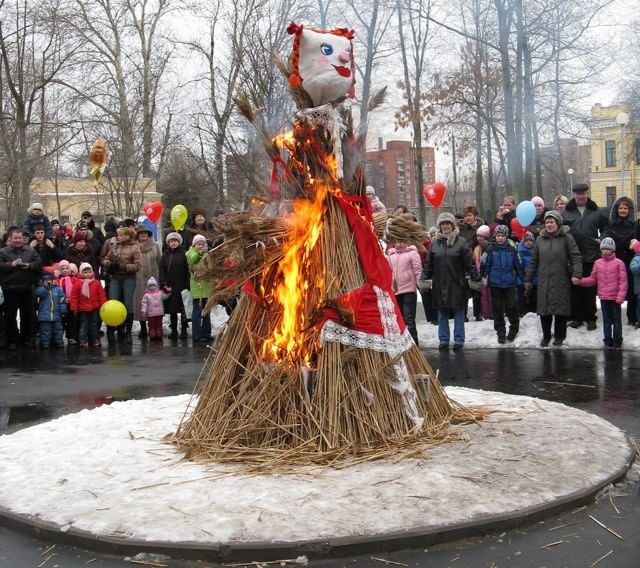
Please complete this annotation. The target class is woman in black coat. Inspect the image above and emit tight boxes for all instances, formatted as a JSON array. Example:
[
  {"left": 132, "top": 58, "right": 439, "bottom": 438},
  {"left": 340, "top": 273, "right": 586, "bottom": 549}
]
[
  {"left": 602, "top": 196, "right": 638, "bottom": 326},
  {"left": 421, "top": 212, "right": 474, "bottom": 351},
  {"left": 159, "top": 232, "right": 190, "bottom": 339}
]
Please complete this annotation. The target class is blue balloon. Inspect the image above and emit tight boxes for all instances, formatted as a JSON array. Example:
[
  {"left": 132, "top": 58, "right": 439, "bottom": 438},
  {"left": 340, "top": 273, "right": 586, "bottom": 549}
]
[{"left": 516, "top": 200, "right": 536, "bottom": 226}]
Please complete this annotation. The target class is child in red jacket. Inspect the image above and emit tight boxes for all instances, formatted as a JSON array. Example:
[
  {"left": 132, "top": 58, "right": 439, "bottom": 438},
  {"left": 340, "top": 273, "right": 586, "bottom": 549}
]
[{"left": 71, "top": 262, "right": 107, "bottom": 348}]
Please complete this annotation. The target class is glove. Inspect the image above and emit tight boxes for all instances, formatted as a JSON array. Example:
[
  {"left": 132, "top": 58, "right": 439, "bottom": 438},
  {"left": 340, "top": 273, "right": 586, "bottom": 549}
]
[{"left": 417, "top": 279, "right": 432, "bottom": 292}]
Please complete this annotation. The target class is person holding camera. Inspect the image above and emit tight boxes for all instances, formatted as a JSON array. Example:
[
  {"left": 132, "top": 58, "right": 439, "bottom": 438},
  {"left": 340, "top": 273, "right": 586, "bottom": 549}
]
[
  {"left": 0, "top": 227, "right": 43, "bottom": 349},
  {"left": 100, "top": 225, "right": 142, "bottom": 344}
]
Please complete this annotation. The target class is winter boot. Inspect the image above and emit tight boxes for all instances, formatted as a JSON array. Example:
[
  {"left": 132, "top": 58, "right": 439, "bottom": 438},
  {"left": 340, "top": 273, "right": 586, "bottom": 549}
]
[
  {"left": 506, "top": 323, "right": 519, "bottom": 342},
  {"left": 107, "top": 326, "right": 116, "bottom": 344},
  {"left": 168, "top": 314, "right": 178, "bottom": 340},
  {"left": 124, "top": 314, "right": 134, "bottom": 344},
  {"left": 138, "top": 321, "right": 148, "bottom": 339},
  {"left": 179, "top": 316, "right": 189, "bottom": 339}
]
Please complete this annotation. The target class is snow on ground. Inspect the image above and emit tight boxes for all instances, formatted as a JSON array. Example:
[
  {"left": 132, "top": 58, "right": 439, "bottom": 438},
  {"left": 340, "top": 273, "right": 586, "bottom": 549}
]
[
  {"left": 206, "top": 300, "right": 640, "bottom": 351},
  {"left": 0, "top": 388, "right": 630, "bottom": 545}
]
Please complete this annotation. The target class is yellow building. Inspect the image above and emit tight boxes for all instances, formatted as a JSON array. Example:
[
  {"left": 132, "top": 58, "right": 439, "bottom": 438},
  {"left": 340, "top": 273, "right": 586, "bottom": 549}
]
[
  {"left": 24, "top": 177, "right": 162, "bottom": 226},
  {"left": 590, "top": 103, "right": 640, "bottom": 213}
]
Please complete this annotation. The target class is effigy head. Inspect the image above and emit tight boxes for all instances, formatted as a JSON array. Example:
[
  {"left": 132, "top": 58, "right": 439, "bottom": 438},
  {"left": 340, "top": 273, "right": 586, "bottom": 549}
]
[{"left": 287, "top": 22, "right": 356, "bottom": 107}]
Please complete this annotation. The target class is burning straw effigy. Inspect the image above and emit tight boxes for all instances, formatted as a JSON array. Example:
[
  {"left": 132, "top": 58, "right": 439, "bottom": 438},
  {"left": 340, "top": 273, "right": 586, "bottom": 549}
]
[{"left": 172, "top": 23, "right": 474, "bottom": 468}]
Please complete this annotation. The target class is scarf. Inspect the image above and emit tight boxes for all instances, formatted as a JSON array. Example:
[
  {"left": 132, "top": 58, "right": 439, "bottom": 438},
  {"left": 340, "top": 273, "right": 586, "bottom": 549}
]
[
  {"left": 436, "top": 226, "right": 460, "bottom": 247},
  {"left": 81, "top": 275, "right": 95, "bottom": 298}
]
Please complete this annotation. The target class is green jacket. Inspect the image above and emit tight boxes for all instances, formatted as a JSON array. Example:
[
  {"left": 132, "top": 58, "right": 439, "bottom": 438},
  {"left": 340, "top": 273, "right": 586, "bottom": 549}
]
[{"left": 186, "top": 246, "right": 212, "bottom": 300}]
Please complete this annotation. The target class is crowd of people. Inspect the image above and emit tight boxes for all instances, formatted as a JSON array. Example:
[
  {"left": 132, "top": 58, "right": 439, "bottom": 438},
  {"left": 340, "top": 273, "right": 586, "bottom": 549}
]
[
  {"left": 386, "top": 184, "right": 640, "bottom": 351},
  {"left": 0, "top": 204, "right": 230, "bottom": 350},
  {"left": 1, "top": 183, "right": 639, "bottom": 353}
]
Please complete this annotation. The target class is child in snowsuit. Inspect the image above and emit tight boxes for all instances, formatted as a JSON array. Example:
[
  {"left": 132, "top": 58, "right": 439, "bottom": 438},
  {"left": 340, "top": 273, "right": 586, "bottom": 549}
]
[
  {"left": 56, "top": 259, "right": 78, "bottom": 345},
  {"left": 23, "top": 202, "right": 54, "bottom": 240},
  {"left": 71, "top": 262, "right": 107, "bottom": 347},
  {"left": 482, "top": 224, "right": 524, "bottom": 344},
  {"left": 577, "top": 238, "right": 627, "bottom": 349},
  {"left": 34, "top": 273, "right": 67, "bottom": 348},
  {"left": 141, "top": 276, "right": 170, "bottom": 340},
  {"left": 388, "top": 241, "right": 422, "bottom": 345}
]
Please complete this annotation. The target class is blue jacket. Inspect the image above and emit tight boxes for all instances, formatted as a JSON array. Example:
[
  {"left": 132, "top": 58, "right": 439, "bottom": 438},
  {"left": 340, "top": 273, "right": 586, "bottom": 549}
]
[
  {"left": 35, "top": 283, "right": 67, "bottom": 322},
  {"left": 23, "top": 213, "right": 53, "bottom": 240},
  {"left": 482, "top": 240, "right": 524, "bottom": 288},
  {"left": 630, "top": 253, "right": 640, "bottom": 292},
  {"left": 517, "top": 242, "right": 538, "bottom": 285}
]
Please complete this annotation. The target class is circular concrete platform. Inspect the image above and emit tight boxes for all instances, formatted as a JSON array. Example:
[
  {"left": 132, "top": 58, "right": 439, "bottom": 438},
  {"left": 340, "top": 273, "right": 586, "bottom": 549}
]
[{"left": 0, "top": 388, "right": 633, "bottom": 562}]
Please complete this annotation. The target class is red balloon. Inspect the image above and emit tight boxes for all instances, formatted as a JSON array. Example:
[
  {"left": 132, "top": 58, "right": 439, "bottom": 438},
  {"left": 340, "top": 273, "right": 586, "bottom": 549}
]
[
  {"left": 422, "top": 182, "right": 446, "bottom": 208},
  {"left": 510, "top": 218, "right": 526, "bottom": 239},
  {"left": 143, "top": 201, "right": 164, "bottom": 223}
]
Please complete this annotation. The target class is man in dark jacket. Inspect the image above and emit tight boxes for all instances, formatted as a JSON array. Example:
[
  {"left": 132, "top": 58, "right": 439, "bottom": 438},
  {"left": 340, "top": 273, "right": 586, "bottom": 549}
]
[
  {"left": 561, "top": 183, "right": 608, "bottom": 329},
  {"left": 0, "top": 227, "right": 43, "bottom": 349}
]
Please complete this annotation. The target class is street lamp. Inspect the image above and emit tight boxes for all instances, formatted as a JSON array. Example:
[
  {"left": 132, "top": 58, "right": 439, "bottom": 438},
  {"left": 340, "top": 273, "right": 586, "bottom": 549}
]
[
  {"left": 616, "top": 111, "right": 629, "bottom": 195},
  {"left": 567, "top": 168, "right": 574, "bottom": 196}
]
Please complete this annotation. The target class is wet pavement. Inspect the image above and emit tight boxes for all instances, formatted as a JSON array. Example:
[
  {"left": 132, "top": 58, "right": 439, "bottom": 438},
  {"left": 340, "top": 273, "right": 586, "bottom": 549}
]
[{"left": 0, "top": 338, "right": 639, "bottom": 567}]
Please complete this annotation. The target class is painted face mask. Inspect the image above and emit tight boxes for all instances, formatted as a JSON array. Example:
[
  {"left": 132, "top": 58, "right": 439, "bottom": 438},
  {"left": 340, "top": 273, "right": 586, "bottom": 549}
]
[{"left": 287, "top": 23, "right": 356, "bottom": 107}]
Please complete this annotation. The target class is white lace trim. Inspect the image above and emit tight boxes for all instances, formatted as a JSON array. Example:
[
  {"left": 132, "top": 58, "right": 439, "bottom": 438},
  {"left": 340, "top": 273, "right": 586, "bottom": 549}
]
[{"left": 319, "top": 285, "right": 425, "bottom": 429}]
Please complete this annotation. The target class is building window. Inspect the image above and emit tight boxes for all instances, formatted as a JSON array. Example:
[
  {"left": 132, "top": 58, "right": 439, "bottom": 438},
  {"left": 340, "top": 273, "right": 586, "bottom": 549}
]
[
  {"left": 605, "top": 141, "right": 616, "bottom": 167},
  {"left": 606, "top": 186, "right": 616, "bottom": 209}
]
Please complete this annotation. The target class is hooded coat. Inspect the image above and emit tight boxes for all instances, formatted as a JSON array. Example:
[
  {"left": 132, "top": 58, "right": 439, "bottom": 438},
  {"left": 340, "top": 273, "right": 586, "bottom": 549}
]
[
  {"left": 561, "top": 197, "right": 608, "bottom": 263},
  {"left": 421, "top": 227, "right": 473, "bottom": 309},
  {"left": 525, "top": 226, "right": 582, "bottom": 316},
  {"left": 602, "top": 197, "right": 638, "bottom": 267},
  {"left": 133, "top": 239, "right": 162, "bottom": 320},
  {"left": 159, "top": 247, "right": 189, "bottom": 314},
  {"left": 387, "top": 245, "right": 422, "bottom": 294}
]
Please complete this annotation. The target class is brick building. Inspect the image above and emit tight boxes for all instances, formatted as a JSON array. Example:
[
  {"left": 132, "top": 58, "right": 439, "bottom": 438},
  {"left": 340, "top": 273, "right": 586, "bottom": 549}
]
[{"left": 365, "top": 140, "right": 436, "bottom": 212}]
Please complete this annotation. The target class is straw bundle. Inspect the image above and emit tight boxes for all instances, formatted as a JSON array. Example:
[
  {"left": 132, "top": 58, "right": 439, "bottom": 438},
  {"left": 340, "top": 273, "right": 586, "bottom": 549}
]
[{"left": 385, "top": 214, "right": 429, "bottom": 251}]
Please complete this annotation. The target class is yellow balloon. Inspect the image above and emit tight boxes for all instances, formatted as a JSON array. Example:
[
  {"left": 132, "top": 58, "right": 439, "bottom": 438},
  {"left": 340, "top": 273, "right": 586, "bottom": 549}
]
[
  {"left": 170, "top": 204, "right": 188, "bottom": 230},
  {"left": 100, "top": 300, "right": 127, "bottom": 327}
]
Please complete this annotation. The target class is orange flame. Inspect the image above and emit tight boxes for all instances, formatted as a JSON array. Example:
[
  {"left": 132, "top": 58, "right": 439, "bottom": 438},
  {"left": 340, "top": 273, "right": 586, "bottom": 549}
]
[{"left": 262, "top": 183, "right": 327, "bottom": 362}]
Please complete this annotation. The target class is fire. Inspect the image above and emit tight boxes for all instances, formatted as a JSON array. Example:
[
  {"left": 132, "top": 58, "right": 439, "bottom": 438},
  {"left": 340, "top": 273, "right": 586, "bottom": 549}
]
[{"left": 262, "top": 183, "right": 327, "bottom": 362}]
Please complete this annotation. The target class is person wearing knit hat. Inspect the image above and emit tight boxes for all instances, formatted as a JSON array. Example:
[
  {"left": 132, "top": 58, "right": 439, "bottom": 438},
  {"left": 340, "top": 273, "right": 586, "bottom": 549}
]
[
  {"left": 165, "top": 232, "right": 183, "bottom": 246},
  {"left": 34, "top": 267, "right": 67, "bottom": 349},
  {"left": 600, "top": 237, "right": 616, "bottom": 252},
  {"left": 524, "top": 207, "right": 582, "bottom": 347},
  {"left": 70, "top": 261, "right": 106, "bottom": 348},
  {"left": 420, "top": 210, "right": 474, "bottom": 350},
  {"left": 187, "top": 230, "right": 213, "bottom": 343},
  {"left": 483, "top": 218, "right": 524, "bottom": 344},
  {"left": 576, "top": 235, "right": 627, "bottom": 349},
  {"left": 160, "top": 230, "right": 190, "bottom": 340},
  {"left": 23, "top": 201, "right": 54, "bottom": 241},
  {"left": 140, "top": 276, "right": 170, "bottom": 340},
  {"left": 523, "top": 231, "right": 535, "bottom": 243},
  {"left": 56, "top": 259, "right": 76, "bottom": 345},
  {"left": 630, "top": 240, "right": 640, "bottom": 328},
  {"left": 563, "top": 182, "right": 608, "bottom": 330},
  {"left": 529, "top": 196, "right": 549, "bottom": 239},
  {"left": 476, "top": 225, "right": 490, "bottom": 239}
]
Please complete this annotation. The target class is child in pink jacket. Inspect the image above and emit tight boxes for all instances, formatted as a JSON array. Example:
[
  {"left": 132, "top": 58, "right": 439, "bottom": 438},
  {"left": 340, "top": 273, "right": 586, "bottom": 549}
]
[
  {"left": 576, "top": 237, "right": 627, "bottom": 349},
  {"left": 388, "top": 242, "right": 422, "bottom": 345},
  {"left": 140, "top": 277, "right": 170, "bottom": 341}
]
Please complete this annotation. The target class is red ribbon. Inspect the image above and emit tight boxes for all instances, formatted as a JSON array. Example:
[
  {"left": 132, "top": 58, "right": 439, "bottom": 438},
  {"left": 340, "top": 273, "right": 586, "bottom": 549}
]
[{"left": 270, "top": 156, "right": 292, "bottom": 199}]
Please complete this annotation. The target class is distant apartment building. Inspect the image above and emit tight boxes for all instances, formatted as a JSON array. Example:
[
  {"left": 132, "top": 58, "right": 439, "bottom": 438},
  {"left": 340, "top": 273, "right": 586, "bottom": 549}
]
[
  {"left": 590, "top": 103, "right": 640, "bottom": 211},
  {"left": 365, "top": 139, "right": 436, "bottom": 212}
]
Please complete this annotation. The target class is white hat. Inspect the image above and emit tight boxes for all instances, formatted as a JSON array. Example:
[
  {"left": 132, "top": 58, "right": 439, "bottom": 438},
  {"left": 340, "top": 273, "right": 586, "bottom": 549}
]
[
  {"left": 165, "top": 232, "right": 183, "bottom": 245},
  {"left": 79, "top": 262, "right": 93, "bottom": 273},
  {"left": 436, "top": 212, "right": 456, "bottom": 227},
  {"left": 29, "top": 202, "right": 44, "bottom": 212},
  {"left": 192, "top": 234, "right": 207, "bottom": 245},
  {"left": 365, "top": 185, "right": 375, "bottom": 195}
]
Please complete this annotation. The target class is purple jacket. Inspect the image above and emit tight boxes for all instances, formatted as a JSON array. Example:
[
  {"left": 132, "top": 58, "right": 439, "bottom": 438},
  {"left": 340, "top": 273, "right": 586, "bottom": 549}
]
[
  {"left": 388, "top": 245, "right": 422, "bottom": 294},
  {"left": 579, "top": 254, "right": 628, "bottom": 303}
]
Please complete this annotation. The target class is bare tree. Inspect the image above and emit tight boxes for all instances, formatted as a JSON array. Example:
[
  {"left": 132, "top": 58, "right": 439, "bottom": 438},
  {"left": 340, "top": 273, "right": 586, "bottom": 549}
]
[
  {"left": 57, "top": 0, "right": 177, "bottom": 218},
  {"left": 0, "top": 0, "right": 77, "bottom": 222}
]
